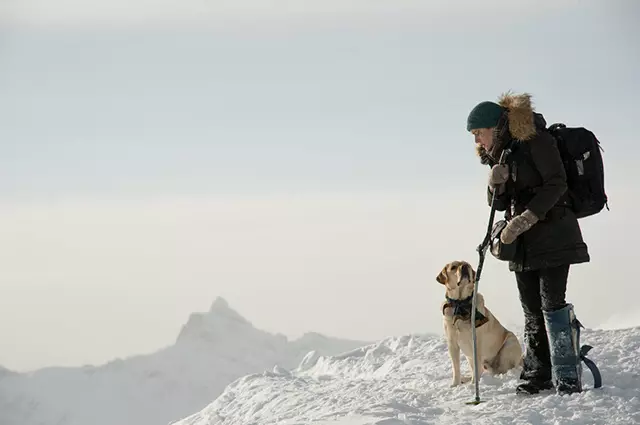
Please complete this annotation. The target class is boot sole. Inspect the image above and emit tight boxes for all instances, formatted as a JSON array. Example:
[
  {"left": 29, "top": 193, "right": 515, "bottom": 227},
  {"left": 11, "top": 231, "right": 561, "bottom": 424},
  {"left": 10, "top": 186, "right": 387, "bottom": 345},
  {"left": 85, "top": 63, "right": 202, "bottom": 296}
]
[{"left": 515, "top": 382, "right": 554, "bottom": 396}]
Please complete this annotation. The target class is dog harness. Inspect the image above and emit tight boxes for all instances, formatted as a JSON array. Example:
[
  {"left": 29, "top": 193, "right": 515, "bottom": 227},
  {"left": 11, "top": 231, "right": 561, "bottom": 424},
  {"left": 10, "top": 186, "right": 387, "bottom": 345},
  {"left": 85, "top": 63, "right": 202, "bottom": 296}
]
[{"left": 443, "top": 295, "right": 489, "bottom": 328}]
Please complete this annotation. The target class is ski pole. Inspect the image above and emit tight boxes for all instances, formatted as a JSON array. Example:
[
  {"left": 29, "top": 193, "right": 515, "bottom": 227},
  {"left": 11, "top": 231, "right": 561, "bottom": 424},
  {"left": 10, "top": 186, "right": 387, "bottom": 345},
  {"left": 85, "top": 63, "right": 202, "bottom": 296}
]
[{"left": 467, "top": 148, "right": 510, "bottom": 406}]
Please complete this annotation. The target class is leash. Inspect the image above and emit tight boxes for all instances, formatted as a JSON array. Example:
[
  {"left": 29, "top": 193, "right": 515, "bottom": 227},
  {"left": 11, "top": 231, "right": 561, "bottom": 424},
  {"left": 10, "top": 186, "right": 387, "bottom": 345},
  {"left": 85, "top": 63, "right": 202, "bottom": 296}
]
[{"left": 467, "top": 148, "right": 510, "bottom": 406}]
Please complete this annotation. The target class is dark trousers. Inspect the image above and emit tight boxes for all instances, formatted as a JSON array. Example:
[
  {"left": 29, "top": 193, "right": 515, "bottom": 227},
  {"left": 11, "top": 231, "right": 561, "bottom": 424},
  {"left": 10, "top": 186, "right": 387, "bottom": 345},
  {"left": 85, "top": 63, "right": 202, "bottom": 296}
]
[{"left": 515, "top": 264, "right": 570, "bottom": 381}]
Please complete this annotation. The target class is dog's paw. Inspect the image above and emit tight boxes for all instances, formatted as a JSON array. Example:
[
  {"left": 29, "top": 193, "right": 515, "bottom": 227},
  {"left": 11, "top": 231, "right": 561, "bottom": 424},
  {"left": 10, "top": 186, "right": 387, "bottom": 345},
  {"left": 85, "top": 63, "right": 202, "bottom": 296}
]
[{"left": 450, "top": 381, "right": 461, "bottom": 388}]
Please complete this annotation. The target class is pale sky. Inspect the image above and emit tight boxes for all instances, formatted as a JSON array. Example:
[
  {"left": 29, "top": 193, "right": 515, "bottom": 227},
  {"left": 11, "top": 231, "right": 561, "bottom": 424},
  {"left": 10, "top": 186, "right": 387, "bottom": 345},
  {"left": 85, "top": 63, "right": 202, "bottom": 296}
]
[{"left": 1, "top": 0, "right": 639, "bottom": 371}]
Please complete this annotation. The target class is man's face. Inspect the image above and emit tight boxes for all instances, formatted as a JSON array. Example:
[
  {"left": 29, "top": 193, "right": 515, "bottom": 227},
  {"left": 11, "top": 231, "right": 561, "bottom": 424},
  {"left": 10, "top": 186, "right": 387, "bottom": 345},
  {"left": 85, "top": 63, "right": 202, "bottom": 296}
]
[{"left": 472, "top": 127, "right": 494, "bottom": 151}]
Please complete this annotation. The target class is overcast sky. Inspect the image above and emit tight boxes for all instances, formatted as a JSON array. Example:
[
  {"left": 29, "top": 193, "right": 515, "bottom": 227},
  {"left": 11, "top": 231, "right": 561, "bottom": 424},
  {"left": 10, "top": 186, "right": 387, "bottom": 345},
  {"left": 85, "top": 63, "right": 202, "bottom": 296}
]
[{"left": 1, "top": 0, "right": 639, "bottom": 371}]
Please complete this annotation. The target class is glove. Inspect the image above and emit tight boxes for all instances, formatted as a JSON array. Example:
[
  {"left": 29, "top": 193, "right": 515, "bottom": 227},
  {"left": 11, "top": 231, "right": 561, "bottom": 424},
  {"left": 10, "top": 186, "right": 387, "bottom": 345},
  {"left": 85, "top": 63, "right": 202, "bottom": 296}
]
[
  {"left": 500, "top": 209, "right": 539, "bottom": 244},
  {"left": 488, "top": 164, "right": 509, "bottom": 187}
]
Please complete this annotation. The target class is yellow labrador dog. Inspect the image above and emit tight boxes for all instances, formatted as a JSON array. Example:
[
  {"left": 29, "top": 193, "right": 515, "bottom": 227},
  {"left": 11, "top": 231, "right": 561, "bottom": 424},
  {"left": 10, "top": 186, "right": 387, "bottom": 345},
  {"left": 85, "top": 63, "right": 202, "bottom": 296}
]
[{"left": 437, "top": 260, "right": 523, "bottom": 387}]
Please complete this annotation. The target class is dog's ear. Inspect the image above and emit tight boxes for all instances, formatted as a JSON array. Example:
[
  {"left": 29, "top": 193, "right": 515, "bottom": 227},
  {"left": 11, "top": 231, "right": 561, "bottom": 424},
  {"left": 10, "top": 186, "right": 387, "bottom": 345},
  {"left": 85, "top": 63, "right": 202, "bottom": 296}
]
[{"left": 436, "top": 267, "right": 448, "bottom": 285}]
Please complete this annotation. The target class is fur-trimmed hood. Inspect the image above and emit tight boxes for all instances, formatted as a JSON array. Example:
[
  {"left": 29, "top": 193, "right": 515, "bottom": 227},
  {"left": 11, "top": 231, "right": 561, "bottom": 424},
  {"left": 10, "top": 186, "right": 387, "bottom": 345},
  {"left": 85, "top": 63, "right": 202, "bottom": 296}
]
[
  {"left": 475, "top": 92, "right": 544, "bottom": 165},
  {"left": 497, "top": 92, "right": 537, "bottom": 141}
]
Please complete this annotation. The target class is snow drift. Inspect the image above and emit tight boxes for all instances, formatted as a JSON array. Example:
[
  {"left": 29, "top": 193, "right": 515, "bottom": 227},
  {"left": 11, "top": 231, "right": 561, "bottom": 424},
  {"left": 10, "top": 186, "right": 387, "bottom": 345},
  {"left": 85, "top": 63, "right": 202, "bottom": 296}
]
[
  {"left": 172, "top": 326, "right": 640, "bottom": 425},
  {"left": 0, "top": 297, "right": 368, "bottom": 425}
]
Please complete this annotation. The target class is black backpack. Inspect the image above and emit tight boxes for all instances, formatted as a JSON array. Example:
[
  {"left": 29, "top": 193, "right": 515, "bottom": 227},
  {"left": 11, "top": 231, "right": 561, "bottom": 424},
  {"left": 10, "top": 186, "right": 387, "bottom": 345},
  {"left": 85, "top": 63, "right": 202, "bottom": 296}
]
[{"left": 547, "top": 123, "right": 609, "bottom": 218}]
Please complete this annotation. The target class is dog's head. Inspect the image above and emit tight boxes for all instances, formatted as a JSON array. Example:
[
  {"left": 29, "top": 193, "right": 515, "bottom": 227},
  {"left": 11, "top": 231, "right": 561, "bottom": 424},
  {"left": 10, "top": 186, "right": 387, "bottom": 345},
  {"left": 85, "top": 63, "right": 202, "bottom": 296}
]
[{"left": 436, "top": 260, "right": 476, "bottom": 296}]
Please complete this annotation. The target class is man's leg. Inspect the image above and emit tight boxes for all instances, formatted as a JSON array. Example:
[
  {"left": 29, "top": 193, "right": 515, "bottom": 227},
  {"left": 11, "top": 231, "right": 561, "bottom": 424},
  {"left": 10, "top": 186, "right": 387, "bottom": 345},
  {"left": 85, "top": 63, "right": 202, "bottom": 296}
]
[{"left": 515, "top": 269, "right": 553, "bottom": 394}]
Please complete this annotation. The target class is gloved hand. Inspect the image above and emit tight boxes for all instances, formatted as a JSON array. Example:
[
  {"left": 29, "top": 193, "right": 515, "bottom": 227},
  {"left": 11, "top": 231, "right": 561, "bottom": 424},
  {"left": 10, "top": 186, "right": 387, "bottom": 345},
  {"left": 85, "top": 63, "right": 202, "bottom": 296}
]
[
  {"left": 500, "top": 209, "right": 539, "bottom": 244},
  {"left": 488, "top": 164, "right": 509, "bottom": 188}
]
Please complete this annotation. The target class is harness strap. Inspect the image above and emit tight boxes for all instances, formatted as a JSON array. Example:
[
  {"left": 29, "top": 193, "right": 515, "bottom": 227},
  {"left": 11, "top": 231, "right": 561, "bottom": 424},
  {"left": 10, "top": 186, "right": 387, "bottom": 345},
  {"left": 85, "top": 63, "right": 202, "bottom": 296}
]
[{"left": 442, "top": 296, "right": 489, "bottom": 328}]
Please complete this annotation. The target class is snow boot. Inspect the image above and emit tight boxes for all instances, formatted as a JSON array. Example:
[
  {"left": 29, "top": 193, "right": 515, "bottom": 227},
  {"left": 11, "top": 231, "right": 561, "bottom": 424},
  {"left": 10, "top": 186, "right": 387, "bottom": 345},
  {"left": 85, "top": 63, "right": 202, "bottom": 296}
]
[
  {"left": 543, "top": 304, "right": 582, "bottom": 395},
  {"left": 516, "top": 311, "right": 554, "bottom": 395}
]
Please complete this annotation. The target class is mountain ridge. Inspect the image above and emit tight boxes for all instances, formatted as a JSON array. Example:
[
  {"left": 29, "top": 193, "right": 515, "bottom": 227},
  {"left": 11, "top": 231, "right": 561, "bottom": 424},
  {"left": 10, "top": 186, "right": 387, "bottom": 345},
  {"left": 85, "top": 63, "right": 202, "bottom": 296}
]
[{"left": 0, "top": 297, "right": 370, "bottom": 425}]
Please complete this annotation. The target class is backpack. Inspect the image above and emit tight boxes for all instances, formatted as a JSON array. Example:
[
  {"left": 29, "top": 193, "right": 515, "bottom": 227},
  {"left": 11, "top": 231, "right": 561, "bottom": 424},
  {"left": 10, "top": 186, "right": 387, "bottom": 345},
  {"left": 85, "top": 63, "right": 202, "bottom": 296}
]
[{"left": 547, "top": 123, "right": 609, "bottom": 219}]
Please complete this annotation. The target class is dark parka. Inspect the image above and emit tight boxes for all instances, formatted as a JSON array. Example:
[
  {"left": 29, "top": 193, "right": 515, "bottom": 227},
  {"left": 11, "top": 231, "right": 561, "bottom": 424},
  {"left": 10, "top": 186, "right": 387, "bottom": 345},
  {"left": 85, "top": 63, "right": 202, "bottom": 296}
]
[{"left": 477, "top": 93, "right": 590, "bottom": 272}]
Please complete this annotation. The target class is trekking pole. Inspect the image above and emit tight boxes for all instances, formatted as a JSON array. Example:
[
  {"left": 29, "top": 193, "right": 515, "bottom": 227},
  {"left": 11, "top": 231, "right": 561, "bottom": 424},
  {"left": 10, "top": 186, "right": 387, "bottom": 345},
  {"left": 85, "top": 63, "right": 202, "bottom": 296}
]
[{"left": 466, "top": 148, "right": 510, "bottom": 406}]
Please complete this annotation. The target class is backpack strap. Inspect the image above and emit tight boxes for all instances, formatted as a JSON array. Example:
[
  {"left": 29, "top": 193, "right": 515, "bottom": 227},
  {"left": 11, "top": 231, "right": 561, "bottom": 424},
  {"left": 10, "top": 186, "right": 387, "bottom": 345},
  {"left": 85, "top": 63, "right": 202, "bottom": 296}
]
[{"left": 547, "top": 122, "right": 567, "bottom": 133}]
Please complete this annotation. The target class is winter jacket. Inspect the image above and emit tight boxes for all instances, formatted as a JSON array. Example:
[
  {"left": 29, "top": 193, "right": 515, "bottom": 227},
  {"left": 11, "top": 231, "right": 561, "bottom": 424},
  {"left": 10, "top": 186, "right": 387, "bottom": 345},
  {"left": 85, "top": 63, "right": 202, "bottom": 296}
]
[{"left": 477, "top": 93, "right": 590, "bottom": 272}]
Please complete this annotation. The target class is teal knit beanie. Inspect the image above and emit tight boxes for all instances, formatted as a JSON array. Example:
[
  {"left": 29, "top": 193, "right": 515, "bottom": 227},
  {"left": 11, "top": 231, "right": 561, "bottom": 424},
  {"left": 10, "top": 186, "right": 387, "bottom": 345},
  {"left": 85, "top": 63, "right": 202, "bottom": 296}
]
[{"left": 466, "top": 101, "right": 505, "bottom": 132}]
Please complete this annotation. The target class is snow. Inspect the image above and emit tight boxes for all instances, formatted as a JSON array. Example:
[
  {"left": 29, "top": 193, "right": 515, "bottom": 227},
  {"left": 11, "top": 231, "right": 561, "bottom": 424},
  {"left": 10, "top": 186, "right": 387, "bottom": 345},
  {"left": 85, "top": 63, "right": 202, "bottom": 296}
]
[
  {"left": 172, "top": 326, "right": 640, "bottom": 425},
  {"left": 3, "top": 298, "right": 639, "bottom": 425},
  {"left": 0, "top": 297, "right": 368, "bottom": 425}
]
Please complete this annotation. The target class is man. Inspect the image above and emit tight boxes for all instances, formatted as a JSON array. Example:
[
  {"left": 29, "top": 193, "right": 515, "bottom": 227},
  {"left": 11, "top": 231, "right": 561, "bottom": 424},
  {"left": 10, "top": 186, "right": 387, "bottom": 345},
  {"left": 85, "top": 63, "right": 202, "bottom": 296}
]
[{"left": 466, "top": 92, "right": 590, "bottom": 395}]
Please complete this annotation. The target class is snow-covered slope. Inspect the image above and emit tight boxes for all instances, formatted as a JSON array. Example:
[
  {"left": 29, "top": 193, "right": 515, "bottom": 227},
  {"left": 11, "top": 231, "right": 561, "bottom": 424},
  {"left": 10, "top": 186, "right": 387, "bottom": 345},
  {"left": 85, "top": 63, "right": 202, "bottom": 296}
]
[
  {"left": 0, "top": 297, "right": 368, "bottom": 425},
  {"left": 173, "top": 325, "right": 640, "bottom": 425}
]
